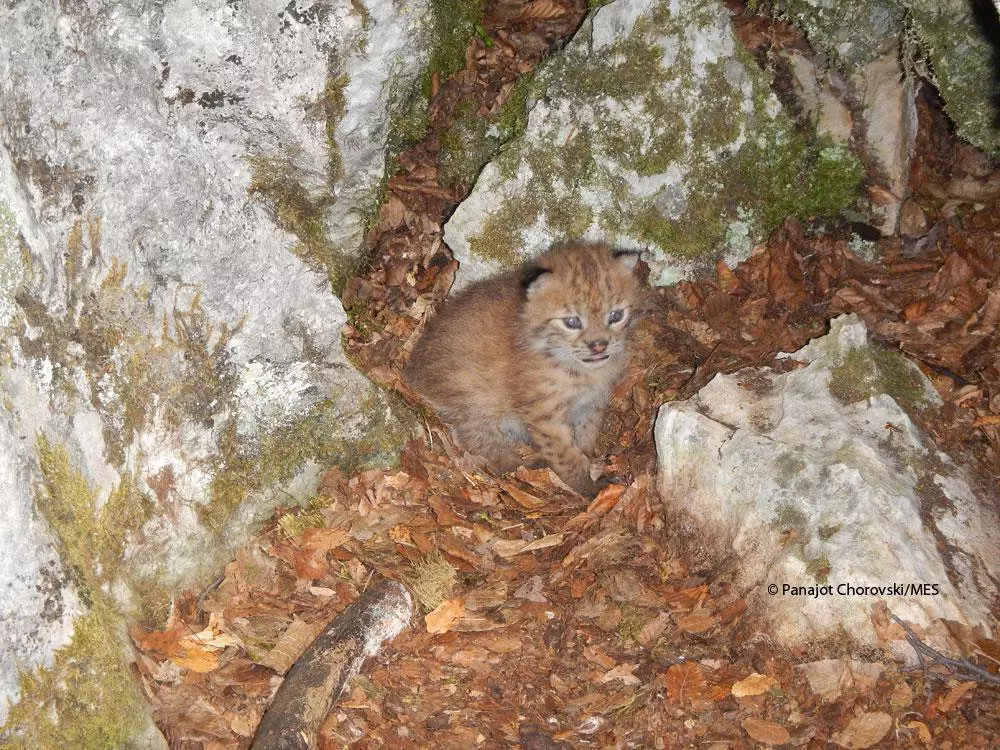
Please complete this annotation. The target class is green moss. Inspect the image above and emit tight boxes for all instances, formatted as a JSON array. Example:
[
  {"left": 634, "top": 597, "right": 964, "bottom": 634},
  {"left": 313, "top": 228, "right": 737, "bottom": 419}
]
[
  {"left": 35, "top": 435, "right": 103, "bottom": 589},
  {"left": 2, "top": 600, "right": 149, "bottom": 749},
  {"left": 423, "top": 0, "right": 485, "bottom": 92},
  {"left": 323, "top": 73, "right": 350, "bottom": 182},
  {"left": 248, "top": 155, "right": 352, "bottom": 292},
  {"left": 205, "top": 388, "right": 414, "bottom": 530},
  {"left": 817, "top": 524, "right": 842, "bottom": 540},
  {"left": 828, "top": 345, "right": 927, "bottom": 412},
  {"left": 732, "top": 137, "right": 864, "bottom": 232},
  {"left": 616, "top": 604, "right": 645, "bottom": 646},
  {"left": 773, "top": 503, "right": 808, "bottom": 532},
  {"left": 469, "top": 198, "right": 540, "bottom": 265},
  {"left": 8, "top": 440, "right": 155, "bottom": 747},
  {"left": 774, "top": 452, "right": 807, "bottom": 486},
  {"left": 906, "top": 1, "right": 1000, "bottom": 155},
  {"left": 805, "top": 556, "right": 831, "bottom": 583}
]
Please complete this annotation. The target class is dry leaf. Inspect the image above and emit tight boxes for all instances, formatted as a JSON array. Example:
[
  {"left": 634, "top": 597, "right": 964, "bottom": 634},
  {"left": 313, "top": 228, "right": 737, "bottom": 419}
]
[
  {"left": 172, "top": 648, "right": 220, "bottom": 674},
  {"left": 515, "top": 0, "right": 567, "bottom": 21},
  {"left": 301, "top": 526, "right": 349, "bottom": 552},
  {"left": 741, "top": 717, "right": 791, "bottom": 745},
  {"left": 425, "top": 597, "right": 466, "bottom": 634},
  {"left": 665, "top": 662, "right": 708, "bottom": 704},
  {"left": 257, "top": 618, "right": 326, "bottom": 674},
  {"left": 937, "top": 680, "right": 976, "bottom": 712},
  {"left": 492, "top": 532, "right": 565, "bottom": 558},
  {"left": 889, "top": 681, "right": 913, "bottom": 709},
  {"left": 636, "top": 612, "right": 671, "bottom": 647},
  {"left": 731, "top": 672, "right": 777, "bottom": 698},
  {"left": 831, "top": 712, "right": 892, "bottom": 749},
  {"left": 601, "top": 662, "right": 640, "bottom": 686},
  {"left": 904, "top": 720, "right": 932, "bottom": 745},
  {"left": 676, "top": 612, "right": 717, "bottom": 634}
]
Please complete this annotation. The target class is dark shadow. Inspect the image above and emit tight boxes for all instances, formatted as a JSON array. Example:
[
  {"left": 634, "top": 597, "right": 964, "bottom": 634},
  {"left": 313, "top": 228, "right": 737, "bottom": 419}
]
[{"left": 969, "top": 0, "right": 1000, "bottom": 128}]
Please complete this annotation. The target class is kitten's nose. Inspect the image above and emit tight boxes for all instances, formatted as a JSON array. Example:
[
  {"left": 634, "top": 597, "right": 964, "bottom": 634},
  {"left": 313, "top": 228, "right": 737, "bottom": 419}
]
[{"left": 588, "top": 340, "right": 608, "bottom": 354}]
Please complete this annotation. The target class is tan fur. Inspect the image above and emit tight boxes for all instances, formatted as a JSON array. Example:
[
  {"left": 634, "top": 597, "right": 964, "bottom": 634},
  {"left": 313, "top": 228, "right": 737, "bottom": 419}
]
[{"left": 405, "top": 242, "right": 645, "bottom": 494}]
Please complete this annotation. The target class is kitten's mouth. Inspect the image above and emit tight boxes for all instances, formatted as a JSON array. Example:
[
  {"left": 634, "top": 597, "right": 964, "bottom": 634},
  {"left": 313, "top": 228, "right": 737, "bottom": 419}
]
[{"left": 581, "top": 353, "right": 610, "bottom": 364}]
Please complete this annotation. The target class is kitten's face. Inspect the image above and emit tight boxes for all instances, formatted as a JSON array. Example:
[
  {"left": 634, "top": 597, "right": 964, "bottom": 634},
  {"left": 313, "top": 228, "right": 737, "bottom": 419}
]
[{"left": 520, "top": 244, "right": 644, "bottom": 372}]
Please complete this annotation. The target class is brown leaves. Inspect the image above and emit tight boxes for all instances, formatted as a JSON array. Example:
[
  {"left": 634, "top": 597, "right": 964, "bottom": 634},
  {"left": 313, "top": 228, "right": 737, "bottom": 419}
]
[
  {"left": 664, "top": 662, "right": 710, "bottom": 705},
  {"left": 425, "top": 597, "right": 466, "bottom": 634},
  {"left": 831, "top": 711, "right": 892, "bottom": 749},
  {"left": 741, "top": 717, "right": 791, "bottom": 745},
  {"left": 731, "top": 672, "right": 777, "bottom": 698}
]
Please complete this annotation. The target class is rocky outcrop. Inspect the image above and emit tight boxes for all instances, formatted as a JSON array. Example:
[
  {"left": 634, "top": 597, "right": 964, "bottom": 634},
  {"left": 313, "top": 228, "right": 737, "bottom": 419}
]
[
  {"left": 774, "top": 0, "right": 1000, "bottom": 156},
  {"left": 444, "top": 0, "right": 863, "bottom": 287},
  {"left": 0, "top": 0, "right": 430, "bottom": 733},
  {"left": 655, "top": 316, "right": 999, "bottom": 656}
]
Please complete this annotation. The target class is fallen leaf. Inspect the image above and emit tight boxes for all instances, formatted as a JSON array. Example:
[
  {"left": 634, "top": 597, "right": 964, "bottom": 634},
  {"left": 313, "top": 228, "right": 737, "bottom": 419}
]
[
  {"left": 171, "top": 648, "right": 220, "bottom": 674},
  {"left": 636, "top": 612, "right": 671, "bottom": 647},
  {"left": 676, "top": 612, "right": 717, "bottom": 634},
  {"left": 257, "top": 617, "right": 327, "bottom": 675},
  {"left": 492, "top": 532, "right": 565, "bottom": 558},
  {"left": 601, "top": 662, "right": 640, "bottom": 686},
  {"left": 741, "top": 717, "right": 791, "bottom": 745},
  {"left": 904, "top": 720, "right": 932, "bottom": 745},
  {"left": 831, "top": 712, "right": 892, "bottom": 749},
  {"left": 582, "top": 645, "right": 617, "bottom": 670},
  {"left": 301, "top": 526, "right": 349, "bottom": 552},
  {"left": 796, "top": 659, "right": 883, "bottom": 702},
  {"left": 665, "top": 662, "right": 708, "bottom": 704},
  {"left": 731, "top": 672, "right": 777, "bottom": 697},
  {"left": 889, "top": 681, "right": 913, "bottom": 709},
  {"left": 937, "top": 680, "right": 976, "bottom": 712},
  {"left": 425, "top": 597, "right": 465, "bottom": 634}
]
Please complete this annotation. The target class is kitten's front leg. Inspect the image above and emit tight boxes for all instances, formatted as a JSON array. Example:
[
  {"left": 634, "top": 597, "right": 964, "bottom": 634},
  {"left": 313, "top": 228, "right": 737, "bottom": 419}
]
[
  {"left": 528, "top": 418, "right": 596, "bottom": 495},
  {"left": 574, "top": 407, "right": 604, "bottom": 457}
]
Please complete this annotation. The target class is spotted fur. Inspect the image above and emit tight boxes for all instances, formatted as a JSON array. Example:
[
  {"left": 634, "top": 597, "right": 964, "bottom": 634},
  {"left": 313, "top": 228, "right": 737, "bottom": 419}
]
[{"left": 405, "top": 243, "right": 645, "bottom": 494}]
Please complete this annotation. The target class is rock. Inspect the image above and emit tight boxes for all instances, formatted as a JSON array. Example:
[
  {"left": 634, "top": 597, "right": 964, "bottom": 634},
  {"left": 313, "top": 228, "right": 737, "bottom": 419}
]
[
  {"left": 655, "top": 316, "right": 1000, "bottom": 654},
  {"left": 785, "top": 51, "right": 853, "bottom": 143},
  {"left": 444, "top": 0, "right": 863, "bottom": 288},
  {"left": 852, "top": 46, "right": 917, "bottom": 234},
  {"left": 0, "top": 0, "right": 428, "bottom": 734},
  {"left": 773, "top": 0, "right": 1000, "bottom": 156}
]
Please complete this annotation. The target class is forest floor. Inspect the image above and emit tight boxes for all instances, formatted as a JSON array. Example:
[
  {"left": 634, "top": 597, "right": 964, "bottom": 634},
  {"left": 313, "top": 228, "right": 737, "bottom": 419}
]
[{"left": 133, "top": 1, "right": 1000, "bottom": 747}]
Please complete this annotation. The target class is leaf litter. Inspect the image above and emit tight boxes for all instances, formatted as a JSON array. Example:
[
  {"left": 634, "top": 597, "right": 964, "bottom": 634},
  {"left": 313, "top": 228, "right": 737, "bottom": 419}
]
[{"left": 133, "top": 0, "right": 1000, "bottom": 747}]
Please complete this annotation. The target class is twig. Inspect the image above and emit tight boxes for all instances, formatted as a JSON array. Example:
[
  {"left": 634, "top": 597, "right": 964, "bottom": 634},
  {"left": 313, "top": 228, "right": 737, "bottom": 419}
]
[{"left": 891, "top": 615, "right": 1000, "bottom": 686}]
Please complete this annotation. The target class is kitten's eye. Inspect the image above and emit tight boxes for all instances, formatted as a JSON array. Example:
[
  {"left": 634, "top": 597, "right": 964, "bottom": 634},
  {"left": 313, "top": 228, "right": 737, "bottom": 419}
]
[
  {"left": 562, "top": 316, "right": 583, "bottom": 330},
  {"left": 607, "top": 308, "right": 626, "bottom": 325}
]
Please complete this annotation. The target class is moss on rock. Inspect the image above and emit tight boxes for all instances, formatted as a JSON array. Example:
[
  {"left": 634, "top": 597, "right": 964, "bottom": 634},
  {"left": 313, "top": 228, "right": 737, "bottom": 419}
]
[
  {"left": 2, "top": 600, "right": 150, "bottom": 750},
  {"left": 447, "top": 0, "right": 864, "bottom": 284}
]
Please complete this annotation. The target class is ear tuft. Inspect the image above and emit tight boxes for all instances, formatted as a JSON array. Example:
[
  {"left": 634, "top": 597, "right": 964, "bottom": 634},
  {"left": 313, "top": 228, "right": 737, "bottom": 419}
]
[
  {"left": 522, "top": 265, "right": 552, "bottom": 296},
  {"left": 612, "top": 249, "right": 641, "bottom": 270}
]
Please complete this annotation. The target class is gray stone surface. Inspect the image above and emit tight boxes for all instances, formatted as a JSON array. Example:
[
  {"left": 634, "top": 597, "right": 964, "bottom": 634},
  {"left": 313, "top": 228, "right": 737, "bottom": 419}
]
[
  {"left": 655, "top": 316, "right": 1000, "bottom": 655},
  {"left": 444, "top": 0, "right": 862, "bottom": 288},
  {"left": 0, "top": 0, "right": 429, "bottom": 727}
]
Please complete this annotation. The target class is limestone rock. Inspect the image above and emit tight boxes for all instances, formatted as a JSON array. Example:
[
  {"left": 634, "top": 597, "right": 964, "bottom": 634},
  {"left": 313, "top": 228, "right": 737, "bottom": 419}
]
[
  {"left": 774, "top": 0, "right": 1000, "bottom": 156},
  {"left": 444, "top": 0, "right": 862, "bottom": 288},
  {"left": 0, "top": 0, "right": 428, "bottom": 729},
  {"left": 655, "top": 316, "right": 999, "bottom": 654},
  {"left": 852, "top": 46, "right": 917, "bottom": 234}
]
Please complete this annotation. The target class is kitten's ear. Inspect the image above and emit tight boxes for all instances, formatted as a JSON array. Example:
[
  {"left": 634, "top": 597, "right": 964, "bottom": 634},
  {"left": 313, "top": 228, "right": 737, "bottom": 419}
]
[
  {"left": 522, "top": 265, "right": 552, "bottom": 296},
  {"left": 612, "top": 249, "right": 641, "bottom": 270}
]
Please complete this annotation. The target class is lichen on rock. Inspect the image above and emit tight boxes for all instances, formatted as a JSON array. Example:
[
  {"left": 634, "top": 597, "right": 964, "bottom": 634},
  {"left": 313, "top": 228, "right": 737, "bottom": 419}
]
[
  {"left": 655, "top": 315, "right": 1000, "bottom": 654},
  {"left": 444, "top": 0, "right": 863, "bottom": 286}
]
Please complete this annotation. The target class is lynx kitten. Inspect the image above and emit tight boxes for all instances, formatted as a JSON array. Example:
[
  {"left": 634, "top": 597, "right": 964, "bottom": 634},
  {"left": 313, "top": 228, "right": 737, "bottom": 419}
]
[{"left": 405, "top": 243, "right": 645, "bottom": 494}]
